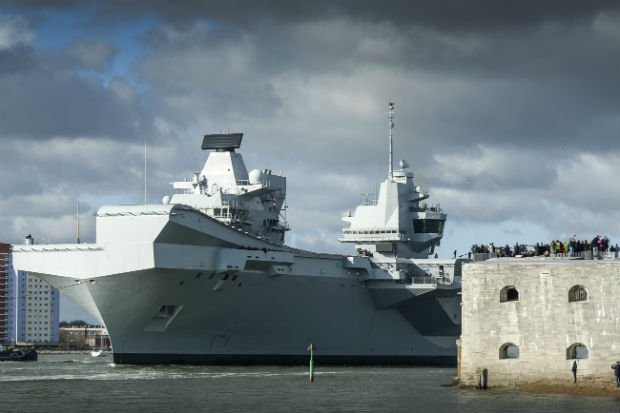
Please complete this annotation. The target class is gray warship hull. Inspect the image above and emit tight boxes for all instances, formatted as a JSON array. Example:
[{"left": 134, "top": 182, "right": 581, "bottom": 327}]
[
  {"left": 13, "top": 116, "right": 464, "bottom": 365},
  {"left": 14, "top": 204, "right": 461, "bottom": 365}
]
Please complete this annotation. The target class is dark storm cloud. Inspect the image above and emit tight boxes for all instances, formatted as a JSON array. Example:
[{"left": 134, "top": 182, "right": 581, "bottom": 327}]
[
  {"left": 120, "top": 0, "right": 617, "bottom": 157},
  {"left": 2, "top": 1, "right": 616, "bottom": 150},
  {"left": 8, "top": 0, "right": 616, "bottom": 31}
]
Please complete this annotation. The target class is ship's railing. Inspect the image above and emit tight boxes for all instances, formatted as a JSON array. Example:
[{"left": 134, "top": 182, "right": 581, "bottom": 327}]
[
  {"left": 12, "top": 245, "right": 103, "bottom": 252},
  {"left": 338, "top": 232, "right": 407, "bottom": 242},
  {"left": 412, "top": 277, "right": 436, "bottom": 285},
  {"left": 342, "top": 228, "right": 404, "bottom": 235},
  {"left": 213, "top": 212, "right": 232, "bottom": 219},
  {"left": 97, "top": 210, "right": 173, "bottom": 217}
]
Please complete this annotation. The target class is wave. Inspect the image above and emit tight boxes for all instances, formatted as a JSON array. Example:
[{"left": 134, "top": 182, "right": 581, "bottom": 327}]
[{"left": 0, "top": 369, "right": 340, "bottom": 383}]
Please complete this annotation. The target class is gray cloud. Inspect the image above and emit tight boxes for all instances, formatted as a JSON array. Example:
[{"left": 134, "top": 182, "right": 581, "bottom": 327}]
[
  {"left": 10, "top": 0, "right": 615, "bottom": 32},
  {"left": 0, "top": 69, "right": 140, "bottom": 139},
  {"left": 0, "top": 14, "right": 34, "bottom": 49},
  {"left": 0, "top": 45, "right": 152, "bottom": 140},
  {"left": 61, "top": 38, "right": 118, "bottom": 70}
]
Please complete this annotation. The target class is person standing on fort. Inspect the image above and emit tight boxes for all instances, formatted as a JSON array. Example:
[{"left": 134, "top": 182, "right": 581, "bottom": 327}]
[
  {"left": 592, "top": 235, "right": 599, "bottom": 259},
  {"left": 612, "top": 361, "right": 620, "bottom": 387},
  {"left": 572, "top": 360, "right": 577, "bottom": 383}
]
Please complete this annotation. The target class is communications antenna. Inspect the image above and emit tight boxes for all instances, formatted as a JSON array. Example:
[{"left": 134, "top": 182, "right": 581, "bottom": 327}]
[
  {"left": 388, "top": 102, "right": 395, "bottom": 181},
  {"left": 76, "top": 200, "right": 81, "bottom": 244},
  {"left": 144, "top": 138, "right": 147, "bottom": 204}
]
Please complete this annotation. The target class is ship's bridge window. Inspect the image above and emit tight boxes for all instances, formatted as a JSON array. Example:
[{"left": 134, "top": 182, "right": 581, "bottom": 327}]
[
  {"left": 412, "top": 219, "right": 445, "bottom": 234},
  {"left": 568, "top": 285, "right": 587, "bottom": 302},
  {"left": 500, "top": 286, "right": 519, "bottom": 302},
  {"left": 499, "top": 343, "right": 519, "bottom": 359},
  {"left": 567, "top": 343, "right": 588, "bottom": 359}
]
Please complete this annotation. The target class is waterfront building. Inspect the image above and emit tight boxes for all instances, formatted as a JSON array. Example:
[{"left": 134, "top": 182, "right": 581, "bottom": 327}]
[
  {"left": 0, "top": 243, "right": 10, "bottom": 344},
  {"left": 0, "top": 242, "right": 60, "bottom": 345},
  {"left": 460, "top": 258, "right": 620, "bottom": 387},
  {"left": 60, "top": 326, "right": 110, "bottom": 349}
]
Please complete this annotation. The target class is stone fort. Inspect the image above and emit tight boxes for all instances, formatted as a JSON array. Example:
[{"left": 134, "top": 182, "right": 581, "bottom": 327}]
[{"left": 460, "top": 259, "right": 620, "bottom": 387}]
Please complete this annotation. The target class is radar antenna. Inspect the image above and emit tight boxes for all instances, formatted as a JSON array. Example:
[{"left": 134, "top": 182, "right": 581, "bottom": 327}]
[{"left": 388, "top": 102, "right": 395, "bottom": 181}]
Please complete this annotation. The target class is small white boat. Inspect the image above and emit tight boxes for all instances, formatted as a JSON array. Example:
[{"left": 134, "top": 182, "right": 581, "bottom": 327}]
[{"left": 91, "top": 350, "right": 108, "bottom": 357}]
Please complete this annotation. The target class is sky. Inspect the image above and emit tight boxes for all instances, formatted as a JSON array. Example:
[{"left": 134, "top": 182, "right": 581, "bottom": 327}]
[{"left": 0, "top": 0, "right": 618, "bottom": 323}]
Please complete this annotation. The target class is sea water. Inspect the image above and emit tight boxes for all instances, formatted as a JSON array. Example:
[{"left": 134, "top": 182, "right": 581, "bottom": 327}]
[{"left": 0, "top": 354, "right": 616, "bottom": 413}]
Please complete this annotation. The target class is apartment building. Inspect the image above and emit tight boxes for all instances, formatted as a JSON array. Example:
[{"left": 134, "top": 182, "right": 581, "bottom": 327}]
[{"left": 1, "top": 242, "right": 60, "bottom": 345}]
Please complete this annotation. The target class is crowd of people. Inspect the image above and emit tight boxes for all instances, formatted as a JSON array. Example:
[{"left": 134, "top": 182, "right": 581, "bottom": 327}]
[{"left": 469, "top": 235, "right": 618, "bottom": 260}]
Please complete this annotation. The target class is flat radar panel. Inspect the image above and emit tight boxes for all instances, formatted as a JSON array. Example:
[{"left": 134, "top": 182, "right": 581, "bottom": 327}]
[{"left": 201, "top": 133, "right": 243, "bottom": 151}]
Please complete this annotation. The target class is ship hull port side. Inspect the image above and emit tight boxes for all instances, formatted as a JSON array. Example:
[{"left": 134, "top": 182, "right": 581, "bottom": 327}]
[{"left": 35, "top": 266, "right": 460, "bottom": 366}]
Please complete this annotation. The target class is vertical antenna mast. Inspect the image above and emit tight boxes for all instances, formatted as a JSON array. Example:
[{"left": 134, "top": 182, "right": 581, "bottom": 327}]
[
  {"left": 76, "top": 200, "right": 81, "bottom": 244},
  {"left": 144, "top": 138, "right": 147, "bottom": 204},
  {"left": 388, "top": 102, "right": 395, "bottom": 181}
]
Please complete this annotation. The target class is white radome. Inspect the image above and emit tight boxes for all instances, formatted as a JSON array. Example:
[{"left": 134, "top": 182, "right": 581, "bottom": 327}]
[{"left": 248, "top": 168, "right": 263, "bottom": 184}]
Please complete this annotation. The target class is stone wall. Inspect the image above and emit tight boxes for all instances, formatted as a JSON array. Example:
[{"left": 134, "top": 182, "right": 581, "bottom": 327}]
[{"left": 460, "top": 259, "right": 620, "bottom": 387}]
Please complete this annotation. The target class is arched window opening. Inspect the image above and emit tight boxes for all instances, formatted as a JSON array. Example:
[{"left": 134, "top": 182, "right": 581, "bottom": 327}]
[
  {"left": 566, "top": 343, "right": 588, "bottom": 359},
  {"left": 499, "top": 343, "right": 519, "bottom": 359},
  {"left": 569, "top": 285, "right": 587, "bottom": 302},
  {"left": 500, "top": 286, "right": 519, "bottom": 303}
]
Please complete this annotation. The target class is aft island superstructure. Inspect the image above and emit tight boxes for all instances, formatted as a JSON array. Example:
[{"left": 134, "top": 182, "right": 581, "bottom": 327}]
[{"left": 13, "top": 103, "right": 465, "bottom": 365}]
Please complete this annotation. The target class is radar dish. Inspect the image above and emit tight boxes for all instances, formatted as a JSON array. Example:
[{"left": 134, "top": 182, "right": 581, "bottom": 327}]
[{"left": 201, "top": 133, "right": 243, "bottom": 151}]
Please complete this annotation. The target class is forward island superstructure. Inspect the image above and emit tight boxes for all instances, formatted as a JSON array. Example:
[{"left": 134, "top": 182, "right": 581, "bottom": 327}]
[{"left": 13, "top": 103, "right": 465, "bottom": 365}]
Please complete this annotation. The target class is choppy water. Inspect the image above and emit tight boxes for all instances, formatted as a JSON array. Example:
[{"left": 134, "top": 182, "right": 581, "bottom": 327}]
[{"left": 0, "top": 354, "right": 616, "bottom": 413}]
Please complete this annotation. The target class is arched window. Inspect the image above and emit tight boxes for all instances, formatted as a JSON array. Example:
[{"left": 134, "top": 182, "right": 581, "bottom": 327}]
[
  {"left": 500, "top": 286, "right": 519, "bottom": 302},
  {"left": 499, "top": 343, "right": 519, "bottom": 359},
  {"left": 566, "top": 343, "right": 588, "bottom": 359},
  {"left": 568, "top": 285, "right": 587, "bottom": 302}
]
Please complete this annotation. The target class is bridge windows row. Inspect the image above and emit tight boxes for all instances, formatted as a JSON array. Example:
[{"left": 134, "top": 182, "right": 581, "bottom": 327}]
[
  {"left": 499, "top": 343, "right": 588, "bottom": 360},
  {"left": 499, "top": 285, "right": 587, "bottom": 303}
]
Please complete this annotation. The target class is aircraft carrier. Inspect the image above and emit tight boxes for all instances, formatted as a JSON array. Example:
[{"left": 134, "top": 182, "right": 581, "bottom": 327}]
[{"left": 13, "top": 103, "right": 466, "bottom": 365}]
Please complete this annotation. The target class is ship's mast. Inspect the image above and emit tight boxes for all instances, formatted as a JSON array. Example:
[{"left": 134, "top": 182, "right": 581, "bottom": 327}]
[
  {"left": 76, "top": 200, "right": 81, "bottom": 244},
  {"left": 144, "top": 137, "right": 147, "bottom": 204},
  {"left": 388, "top": 102, "right": 395, "bottom": 181}
]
